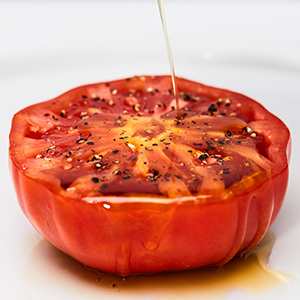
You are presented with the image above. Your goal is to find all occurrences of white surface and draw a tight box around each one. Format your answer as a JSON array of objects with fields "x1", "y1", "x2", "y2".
[{"x1": 1, "y1": 1, "x2": 300, "y2": 299}]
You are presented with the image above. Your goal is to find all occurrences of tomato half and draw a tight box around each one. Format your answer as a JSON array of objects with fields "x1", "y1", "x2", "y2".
[{"x1": 9, "y1": 76, "x2": 290, "y2": 276}]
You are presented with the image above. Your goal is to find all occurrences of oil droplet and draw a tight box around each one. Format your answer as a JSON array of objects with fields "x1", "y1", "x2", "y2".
[{"x1": 85, "y1": 231, "x2": 294, "y2": 299}]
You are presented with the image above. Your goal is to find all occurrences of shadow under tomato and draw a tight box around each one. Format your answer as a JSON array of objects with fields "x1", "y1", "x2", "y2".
[{"x1": 23, "y1": 230, "x2": 294, "y2": 300}]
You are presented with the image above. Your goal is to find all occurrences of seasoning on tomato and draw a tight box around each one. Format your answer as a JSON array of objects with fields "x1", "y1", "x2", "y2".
[{"x1": 9, "y1": 75, "x2": 290, "y2": 276}]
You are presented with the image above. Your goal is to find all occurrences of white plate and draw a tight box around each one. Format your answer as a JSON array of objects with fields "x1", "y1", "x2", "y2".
[{"x1": 1, "y1": 1, "x2": 300, "y2": 299}]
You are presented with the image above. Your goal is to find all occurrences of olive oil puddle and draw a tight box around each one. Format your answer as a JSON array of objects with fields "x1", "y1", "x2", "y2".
[{"x1": 82, "y1": 231, "x2": 293, "y2": 299}]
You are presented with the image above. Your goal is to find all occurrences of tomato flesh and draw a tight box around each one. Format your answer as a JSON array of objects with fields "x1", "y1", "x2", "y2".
[{"x1": 9, "y1": 76, "x2": 290, "y2": 276}]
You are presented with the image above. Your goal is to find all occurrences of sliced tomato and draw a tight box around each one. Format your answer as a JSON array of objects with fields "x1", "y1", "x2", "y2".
[{"x1": 9, "y1": 75, "x2": 290, "y2": 276}]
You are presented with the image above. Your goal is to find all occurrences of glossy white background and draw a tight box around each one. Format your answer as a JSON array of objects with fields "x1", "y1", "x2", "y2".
[{"x1": 1, "y1": 1, "x2": 300, "y2": 299}]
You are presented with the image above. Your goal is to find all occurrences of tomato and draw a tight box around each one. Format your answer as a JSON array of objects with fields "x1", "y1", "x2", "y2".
[{"x1": 9, "y1": 75, "x2": 290, "y2": 276}]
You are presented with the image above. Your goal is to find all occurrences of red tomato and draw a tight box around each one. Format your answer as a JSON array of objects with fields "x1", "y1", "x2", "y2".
[{"x1": 9, "y1": 76, "x2": 290, "y2": 276}]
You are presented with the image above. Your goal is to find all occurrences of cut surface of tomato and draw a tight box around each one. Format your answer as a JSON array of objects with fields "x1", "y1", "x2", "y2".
[{"x1": 9, "y1": 76, "x2": 290, "y2": 276}]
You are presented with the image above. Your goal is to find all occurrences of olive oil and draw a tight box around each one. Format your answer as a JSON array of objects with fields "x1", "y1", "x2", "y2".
[
  {"x1": 157, "y1": 0, "x2": 180, "y2": 119},
  {"x1": 87, "y1": 231, "x2": 293, "y2": 299},
  {"x1": 24, "y1": 231, "x2": 293, "y2": 299}
]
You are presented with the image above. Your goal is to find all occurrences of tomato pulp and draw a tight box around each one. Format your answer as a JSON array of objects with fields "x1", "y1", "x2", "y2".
[{"x1": 9, "y1": 76, "x2": 290, "y2": 276}]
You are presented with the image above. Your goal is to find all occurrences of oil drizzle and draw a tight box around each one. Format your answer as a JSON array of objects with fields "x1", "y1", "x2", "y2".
[
  {"x1": 157, "y1": 0, "x2": 183, "y2": 192},
  {"x1": 157, "y1": 0, "x2": 181, "y2": 119}
]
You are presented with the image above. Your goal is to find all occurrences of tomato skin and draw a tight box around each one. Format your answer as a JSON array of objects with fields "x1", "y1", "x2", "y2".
[
  {"x1": 9, "y1": 76, "x2": 290, "y2": 276},
  {"x1": 9, "y1": 159, "x2": 285, "y2": 276}
]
